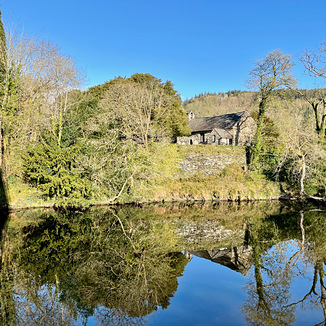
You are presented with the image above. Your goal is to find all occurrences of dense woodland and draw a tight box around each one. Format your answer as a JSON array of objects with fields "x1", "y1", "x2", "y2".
[{"x1": 1, "y1": 12, "x2": 326, "y2": 208}]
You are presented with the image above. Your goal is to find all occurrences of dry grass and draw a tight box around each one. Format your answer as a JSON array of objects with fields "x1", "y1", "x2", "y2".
[{"x1": 8, "y1": 144, "x2": 281, "y2": 208}]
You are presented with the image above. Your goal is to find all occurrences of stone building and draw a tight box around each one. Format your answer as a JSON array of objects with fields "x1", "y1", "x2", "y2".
[{"x1": 177, "y1": 111, "x2": 256, "y2": 146}]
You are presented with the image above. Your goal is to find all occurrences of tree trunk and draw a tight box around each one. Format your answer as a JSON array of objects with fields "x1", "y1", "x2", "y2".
[
  {"x1": 320, "y1": 114, "x2": 326, "y2": 138},
  {"x1": 250, "y1": 97, "x2": 267, "y2": 169},
  {"x1": 300, "y1": 156, "x2": 306, "y2": 195},
  {"x1": 313, "y1": 103, "x2": 321, "y2": 134}
]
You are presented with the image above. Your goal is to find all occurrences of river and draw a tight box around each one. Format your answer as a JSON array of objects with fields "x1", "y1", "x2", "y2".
[{"x1": 1, "y1": 201, "x2": 325, "y2": 325}]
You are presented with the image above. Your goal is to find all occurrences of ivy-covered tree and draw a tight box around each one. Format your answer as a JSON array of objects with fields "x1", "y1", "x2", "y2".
[
  {"x1": 0, "y1": 10, "x2": 8, "y2": 172},
  {"x1": 0, "y1": 11, "x2": 6, "y2": 84},
  {"x1": 0, "y1": 12, "x2": 24, "y2": 179},
  {"x1": 247, "y1": 49, "x2": 296, "y2": 169}
]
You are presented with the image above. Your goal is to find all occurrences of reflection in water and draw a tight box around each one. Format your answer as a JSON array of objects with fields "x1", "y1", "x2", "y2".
[
  {"x1": 0, "y1": 169, "x2": 8, "y2": 236},
  {"x1": 0, "y1": 202, "x2": 326, "y2": 325},
  {"x1": 0, "y1": 169, "x2": 10, "y2": 325},
  {"x1": 242, "y1": 208, "x2": 326, "y2": 325},
  {"x1": 188, "y1": 246, "x2": 253, "y2": 275},
  {"x1": 18, "y1": 208, "x2": 189, "y2": 325}
]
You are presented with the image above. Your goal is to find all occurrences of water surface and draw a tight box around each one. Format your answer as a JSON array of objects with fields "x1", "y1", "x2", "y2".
[{"x1": 1, "y1": 202, "x2": 326, "y2": 325}]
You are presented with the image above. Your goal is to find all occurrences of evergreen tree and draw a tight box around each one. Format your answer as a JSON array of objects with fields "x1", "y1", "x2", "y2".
[{"x1": 0, "y1": 11, "x2": 21, "y2": 177}]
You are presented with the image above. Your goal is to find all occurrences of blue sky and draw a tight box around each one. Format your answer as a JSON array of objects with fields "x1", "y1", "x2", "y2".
[{"x1": 1, "y1": 0, "x2": 326, "y2": 99}]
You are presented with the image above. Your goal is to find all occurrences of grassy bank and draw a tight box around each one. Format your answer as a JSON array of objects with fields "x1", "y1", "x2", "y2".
[
  {"x1": 119, "y1": 144, "x2": 280, "y2": 204},
  {"x1": 128, "y1": 165, "x2": 280, "y2": 204},
  {"x1": 7, "y1": 144, "x2": 281, "y2": 209}
]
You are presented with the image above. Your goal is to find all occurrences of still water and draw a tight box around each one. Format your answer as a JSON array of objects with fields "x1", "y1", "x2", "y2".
[{"x1": 1, "y1": 201, "x2": 326, "y2": 325}]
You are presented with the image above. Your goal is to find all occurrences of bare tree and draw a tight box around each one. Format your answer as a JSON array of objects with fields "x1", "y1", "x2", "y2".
[
  {"x1": 99, "y1": 80, "x2": 165, "y2": 147},
  {"x1": 2, "y1": 27, "x2": 84, "y2": 178},
  {"x1": 301, "y1": 40, "x2": 326, "y2": 79},
  {"x1": 7, "y1": 27, "x2": 84, "y2": 131},
  {"x1": 247, "y1": 49, "x2": 296, "y2": 169},
  {"x1": 274, "y1": 108, "x2": 326, "y2": 196},
  {"x1": 296, "y1": 40, "x2": 326, "y2": 137}
]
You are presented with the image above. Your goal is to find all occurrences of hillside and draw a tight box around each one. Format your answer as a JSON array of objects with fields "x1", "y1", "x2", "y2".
[
  {"x1": 183, "y1": 91, "x2": 256, "y2": 117},
  {"x1": 183, "y1": 89, "x2": 326, "y2": 118}
]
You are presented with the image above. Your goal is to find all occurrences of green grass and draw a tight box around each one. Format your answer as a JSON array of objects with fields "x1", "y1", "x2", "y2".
[{"x1": 8, "y1": 181, "x2": 55, "y2": 208}]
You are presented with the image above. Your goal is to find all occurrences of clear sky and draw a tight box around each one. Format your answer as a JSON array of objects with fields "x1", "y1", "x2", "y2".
[{"x1": 1, "y1": 0, "x2": 326, "y2": 99}]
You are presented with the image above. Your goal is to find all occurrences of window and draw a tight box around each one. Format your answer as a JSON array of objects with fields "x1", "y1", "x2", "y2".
[
  {"x1": 200, "y1": 133, "x2": 205, "y2": 143},
  {"x1": 213, "y1": 135, "x2": 216, "y2": 143},
  {"x1": 229, "y1": 139, "x2": 233, "y2": 145}
]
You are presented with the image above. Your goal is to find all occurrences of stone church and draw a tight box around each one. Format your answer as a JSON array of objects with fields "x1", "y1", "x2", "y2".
[{"x1": 177, "y1": 111, "x2": 256, "y2": 146}]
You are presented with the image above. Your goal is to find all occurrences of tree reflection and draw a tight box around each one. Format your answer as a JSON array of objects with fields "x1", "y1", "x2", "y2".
[
  {"x1": 0, "y1": 169, "x2": 13, "y2": 325},
  {"x1": 281, "y1": 209, "x2": 326, "y2": 325},
  {"x1": 0, "y1": 228, "x2": 16, "y2": 325},
  {"x1": 242, "y1": 215, "x2": 296, "y2": 325},
  {"x1": 3, "y1": 202, "x2": 326, "y2": 325},
  {"x1": 1, "y1": 207, "x2": 188, "y2": 325},
  {"x1": 243, "y1": 208, "x2": 326, "y2": 325}
]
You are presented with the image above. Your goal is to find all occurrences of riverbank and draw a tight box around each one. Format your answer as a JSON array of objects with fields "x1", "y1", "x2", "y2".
[
  {"x1": 8, "y1": 165, "x2": 282, "y2": 210},
  {"x1": 7, "y1": 144, "x2": 284, "y2": 209}
]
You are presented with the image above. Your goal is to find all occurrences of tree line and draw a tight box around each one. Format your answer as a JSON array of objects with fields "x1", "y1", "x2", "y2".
[
  {"x1": 1, "y1": 9, "x2": 326, "y2": 207},
  {"x1": 0, "y1": 12, "x2": 192, "y2": 207}
]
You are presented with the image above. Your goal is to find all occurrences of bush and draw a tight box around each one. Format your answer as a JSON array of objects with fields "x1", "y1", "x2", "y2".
[{"x1": 22, "y1": 140, "x2": 91, "y2": 201}]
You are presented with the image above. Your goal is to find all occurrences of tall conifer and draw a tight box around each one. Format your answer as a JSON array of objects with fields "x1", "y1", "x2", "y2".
[
  {"x1": 0, "y1": 11, "x2": 8, "y2": 172},
  {"x1": 0, "y1": 11, "x2": 6, "y2": 85}
]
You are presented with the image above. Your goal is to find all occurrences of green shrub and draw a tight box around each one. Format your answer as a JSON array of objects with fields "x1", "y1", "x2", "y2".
[{"x1": 22, "y1": 140, "x2": 91, "y2": 201}]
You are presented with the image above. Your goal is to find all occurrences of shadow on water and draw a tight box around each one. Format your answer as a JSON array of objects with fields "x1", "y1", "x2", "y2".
[{"x1": 0, "y1": 169, "x2": 9, "y2": 243}]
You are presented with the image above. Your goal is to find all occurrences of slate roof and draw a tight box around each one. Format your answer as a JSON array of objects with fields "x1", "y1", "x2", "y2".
[
  {"x1": 214, "y1": 128, "x2": 233, "y2": 139},
  {"x1": 189, "y1": 111, "x2": 246, "y2": 133}
]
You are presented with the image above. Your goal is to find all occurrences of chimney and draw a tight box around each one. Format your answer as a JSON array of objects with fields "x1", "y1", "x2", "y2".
[{"x1": 187, "y1": 110, "x2": 195, "y2": 120}]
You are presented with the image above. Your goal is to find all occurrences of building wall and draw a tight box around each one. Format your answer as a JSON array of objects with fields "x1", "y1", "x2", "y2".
[
  {"x1": 177, "y1": 133, "x2": 201, "y2": 145},
  {"x1": 206, "y1": 129, "x2": 232, "y2": 145},
  {"x1": 176, "y1": 113, "x2": 256, "y2": 146},
  {"x1": 232, "y1": 115, "x2": 256, "y2": 146}
]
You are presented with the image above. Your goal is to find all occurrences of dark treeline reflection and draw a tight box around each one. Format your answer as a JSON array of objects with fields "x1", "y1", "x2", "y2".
[{"x1": 0, "y1": 202, "x2": 326, "y2": 325}]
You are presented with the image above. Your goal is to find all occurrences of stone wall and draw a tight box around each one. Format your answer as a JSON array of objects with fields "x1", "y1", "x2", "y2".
[{"x1": 179, "y1": 147, "x2": 246, "y2": 175}]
